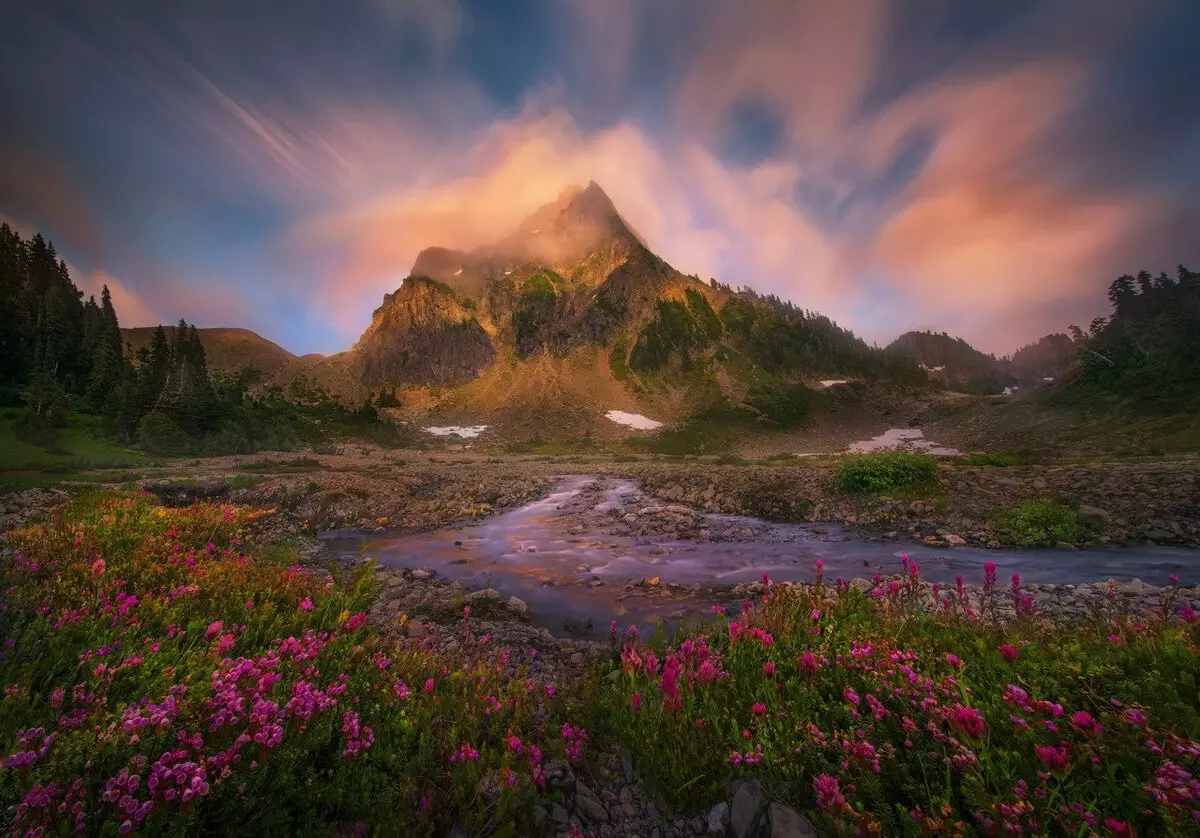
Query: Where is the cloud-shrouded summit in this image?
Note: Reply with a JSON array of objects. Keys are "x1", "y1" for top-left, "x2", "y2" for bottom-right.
[{"x1": 1, "y1": 0, "x2": 1197, "y2": 356}]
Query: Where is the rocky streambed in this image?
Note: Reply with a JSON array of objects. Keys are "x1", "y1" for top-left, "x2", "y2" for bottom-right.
[{"x1": 323, "y1": 475, "x2": 1200, "y2": 640}]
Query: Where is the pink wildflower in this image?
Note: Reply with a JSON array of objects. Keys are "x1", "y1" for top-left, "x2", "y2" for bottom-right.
[
  {"x1": 813, "y1": 775, "x2": 846, "y2": 812},
  {"x1": 1035, "y1": 744, "x2": 1069, "y2": 774},
  {"x1": 298, "y1": 597, "x2": 314, "y2": 612},
  {"x1": 763, "y1": 661, "x2": 776, "y2": 677},
  {"x1": 948, "y1": 704, "x2": 986, "y2": 739},
  {"x1": 1181, "y1": 604, "x2": 1198, "y2": 624},
  {"x1": 1072, "y1": 711, "x2": 1103, "y2": 738},
  {"x1": 91, "y1": 559, "x2": 105, "y2": 577},
  {"x1": 998, "y1": 643, "x2": 1020, "y2": 662},
  {"x1": 751, "y1": 702, "x2": 767, "y2": 717},
  {"x1": 1122, "y1": 708, "x2": 1148, "y2": 726}
]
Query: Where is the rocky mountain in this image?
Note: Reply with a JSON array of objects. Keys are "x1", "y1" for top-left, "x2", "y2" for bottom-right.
[
  {"x1": 886, "y1": 331, "x2": 1016, "y2": 395},
  {"x1": 351, "y1": 181, "x2": 925, "y2": 425}
]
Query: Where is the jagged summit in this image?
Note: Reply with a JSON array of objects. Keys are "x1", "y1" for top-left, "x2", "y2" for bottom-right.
[{"x1": 408, "y1": 181, "x2": 645, "y2": 296}]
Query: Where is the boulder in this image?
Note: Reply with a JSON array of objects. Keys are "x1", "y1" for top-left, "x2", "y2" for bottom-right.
[
  {"x1": 730, "y1": 779, "x2": 761, "y2": 838},
  {"x1": 768, "y1": 803, "x2": 818, "y2": 838}
]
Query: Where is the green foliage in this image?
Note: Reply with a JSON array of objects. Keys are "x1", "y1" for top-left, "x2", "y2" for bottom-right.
[
  {"x1": 608, "y1": 335, "x2": 631, "y2": 382},
  {"x1": 0, "y1": 495, "x2": 565, "y2": 836},
  {"x1": 997, "y1": 498, "x2": 1081, "y2": 546},
  {"x1": 512, "y1": 274, "x2": 560, "y2": 357},
  {"x1": 744, "y1": 379, "x2": 814, "y2": 427},
  {"x1": 887, "y1": 330, "x2": 1016, "y2": 394},
  {"x1": 136, "y1": 411, "x2": 191, "y2": 455},
  {"x1": 1071, "y1": 265, "x2": 1200, "y2": 410},
  {"x1": 596, "y1": 575, "x2": 1200, "y2": 833},
  {"x1": 630, "y1": 299, "x2": 716, "y2": 372},
  {"x1": 684, "y1": 289, "x2": 723, "y2": 341},
  {"x1": 718, "y1": 293, "x2": 924, "y2": 383},
  {"x1": 835, "y1": 453, "x2": 939, "y2": 493},
  {"x1": 629, "y1": 406, "x2": 752, "y2": 456}
]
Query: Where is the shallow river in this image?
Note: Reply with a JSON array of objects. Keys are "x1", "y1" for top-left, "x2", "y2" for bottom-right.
[{"x1": 323, "y1": 476, "x2": 1200, "y2": 636}]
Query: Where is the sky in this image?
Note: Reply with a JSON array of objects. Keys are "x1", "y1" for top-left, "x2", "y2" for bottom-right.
[{"x1": 2, "y1": 0, "x2": 1198, "y2": 357}]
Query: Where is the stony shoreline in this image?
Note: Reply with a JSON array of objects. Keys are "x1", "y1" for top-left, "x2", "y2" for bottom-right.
[{"x1": 4, "y1": 476, "x2": 1198, "y2": 838}]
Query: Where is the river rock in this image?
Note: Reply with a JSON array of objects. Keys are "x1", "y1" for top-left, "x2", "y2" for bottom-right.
[
  {"x1": 1079, "y1": 504, "x2": 1112, "y2": 521},
  {"x1": 411, "y1": 569, "x2": 433, "y2": 580},
  {"x1": 563, "y1": 615, "x2": 594, "y2": 635},
  {"x1": 574, "y1": 782, "x2": 608, "y2": 822},
  {"x1": 707, "y1": 801, "x2": 729, "y2": 834},
  {"x1": 768, "y1": 803, "x2": 818, "y2": 838},
  {"x1": 506, "y1": 596, "x2": 528, "y2": 616},
  {"x1": 944, "y1": 534, "x2": 967, "y2": 546},
  {"x1": 730, "y1": 779, "x2": 761, "y2": 838}
]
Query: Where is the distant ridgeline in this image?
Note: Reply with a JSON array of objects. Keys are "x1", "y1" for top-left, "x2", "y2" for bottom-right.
[
  {"x1": 1070, "y1": 267, "x2": 1200, "y2": 409},
  {"x1": 0, "y1": 223, "x2": 400, "y2": 455}
]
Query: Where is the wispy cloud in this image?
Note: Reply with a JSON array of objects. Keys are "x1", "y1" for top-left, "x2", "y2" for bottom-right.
[{"x1": 1, "y1": 0, "x2": 1197, "y2": 356}]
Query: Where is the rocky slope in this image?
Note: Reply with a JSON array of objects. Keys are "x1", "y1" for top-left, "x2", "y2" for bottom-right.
[{"x1": 354, "y1": 182, "x2": 924, "y2": 429}]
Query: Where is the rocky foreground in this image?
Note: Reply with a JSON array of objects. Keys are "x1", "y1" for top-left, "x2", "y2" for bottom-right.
[
  {"x1": 3, "y1": 468, "x2": 1199, "y2": 837},
  {"x1": 7, "y1": 445, "x2": 1191, "y2": 549}
]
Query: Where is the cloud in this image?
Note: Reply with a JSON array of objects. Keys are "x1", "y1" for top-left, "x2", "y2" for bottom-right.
[
  {"x1": 3, "y1": 0, "x2": 1198, "y2": 358},
  {"x1": 293, "y1": 102, "x2": 862, "y2": 335}
]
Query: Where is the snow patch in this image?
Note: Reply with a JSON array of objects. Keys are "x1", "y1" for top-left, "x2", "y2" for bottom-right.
[
  {"x1": 1042, "y1": 376, "x2": 1054, "y2": 382},
  {"x1": 453, "y1": 268, "x2": 463, "y2": 276},
  {"x1": 1003, "y1": 386, "x2": 1019, "y2": 396},
  {"x1": 605, "y1": 410, "x2": 663, "y2": 430},
  {"x1": 920, "y1": 364, "x2": 946, "y2": 373},
  {"x1": 531, "y1": 228, "x2": 541, "y2": 234},
  {"x1": 424, "y1": 425, "x2": 488, "y2": 439},
  {"x1": 504, "y1": 270, "x2": 512, "y2": 276},
  {"x1": 817, "y1": 379, "x2": 849, "y2": 388},
  {"x1": 847, "y1": 428, "x2": 960, "y2": 456}
]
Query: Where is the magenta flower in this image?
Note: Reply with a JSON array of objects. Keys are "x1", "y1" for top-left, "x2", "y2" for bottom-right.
[
  {"x1": 1071, "y1": 711, "x2": 1102, "y2": 738},
  {"x1": 1035, "y1": 744, "x2": 1069, "y2": 774},
  {"x1": 983, "y1": 561, "x2": 998, "y2": 588},
  {"x1": 630, "y1": 693, "x2": 641, "y2": 712},
  {"x1": 424, "y1": 678, "x2": 434, "y2": 695},
  {"x1": 813, "y1": 775, "x2": 846, "y2": 812},
  {"x1": 298, "y1": 597, "x2": 314, "y2": 612},
  {"x1": 91, "y1": 559, "x2": 105, "y2": 577},
  {"x1": 1181, "y1": 604, "x2": 1198, "y2": 624},
  {"x1": 751, "y1": 702, "x2": 767, "y2": 716},
  {"x1": 998, "y1": 643, "x2": 1020, "y2": 662},
  {"x1": 799, "y1": 652, "x2": 820, "y2": 675},
  {"x1": 948, "y1": 704, "x2": 986, "y2": 739},
  {"x1": 763, "y1": 661, "x2": 776, "y2": 677},
  {"x1": 1122, "y1": 708, "x2": 1148, "y2": 726},
  {"x1": 204, "y1": 621, "x2": 224, "y2": 640}
]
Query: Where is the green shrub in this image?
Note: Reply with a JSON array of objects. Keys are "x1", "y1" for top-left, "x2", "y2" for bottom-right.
[
  {"x1": 835, "y1": 452, "x2": 939, "y2": 493},
  {"x1": 745, "y1": 379, "x2": 814, "y2": 427},
  {"x1": 998, "y1": 498, "x2": 1081, "y2": 546},
  {"x1": 137, "y1": 411, "x2": 191, "y2": 455}
]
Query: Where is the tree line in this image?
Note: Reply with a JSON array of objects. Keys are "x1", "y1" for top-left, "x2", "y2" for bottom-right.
[
  {"x1": 1070, "y1": 265, "x2": 1200, "y2": 409},
  {"x1": 0, "y1": 223, "x2": 403, "y2": 454}
]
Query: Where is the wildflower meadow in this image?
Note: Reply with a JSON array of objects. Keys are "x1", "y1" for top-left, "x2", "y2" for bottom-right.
[{"x1": 2, "y1": 493, "x2": 1199, "y2": 835}]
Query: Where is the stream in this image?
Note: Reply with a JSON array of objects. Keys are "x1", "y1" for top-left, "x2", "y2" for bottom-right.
[{"x1": 322, "y1": 476, "x2": 1200, "y2": 636}]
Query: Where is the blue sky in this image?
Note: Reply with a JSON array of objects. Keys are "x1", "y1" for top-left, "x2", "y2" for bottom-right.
[{"x1": 2, "y1": 0, "x2": 1197, "y2": 356}]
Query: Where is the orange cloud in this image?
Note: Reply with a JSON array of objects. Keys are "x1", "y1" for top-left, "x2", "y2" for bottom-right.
[
  {"x1": 869, "y1": 62, "x2": 1158, "y2": 322},
  {"x1": 292, "y1": 103, "x2": 861, "y2": 336}
]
